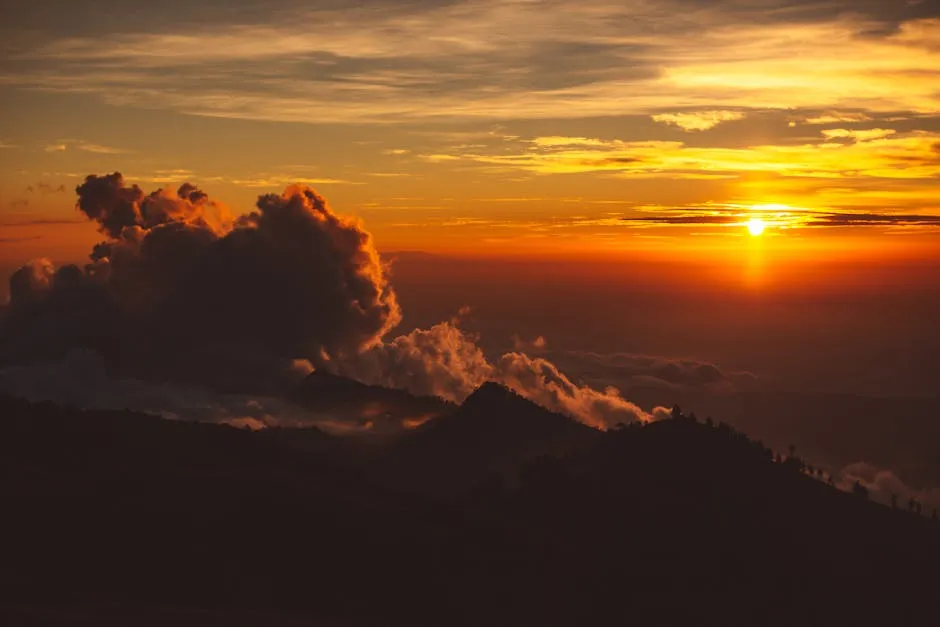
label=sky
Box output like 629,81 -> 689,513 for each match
1,0 -> 940,269
1,0 -> 939,398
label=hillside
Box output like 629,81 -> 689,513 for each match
2,391 -> 940,626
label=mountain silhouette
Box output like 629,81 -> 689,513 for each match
3,392 -> 940,626
368,381 -> 599,496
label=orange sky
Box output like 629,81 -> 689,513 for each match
2,0 -> 939,282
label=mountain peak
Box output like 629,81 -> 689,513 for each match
462,380 -> 520,406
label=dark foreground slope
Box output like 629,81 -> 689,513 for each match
3,391 -> 940,626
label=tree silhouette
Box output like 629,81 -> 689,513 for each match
852,481 -> 869,500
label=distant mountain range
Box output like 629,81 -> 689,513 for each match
3,380 -> 940,626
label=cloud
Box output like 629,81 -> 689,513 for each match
652,110 -> 745,132
495,351 -> 653,429
327,320 -> 655,429
512,335 -> 548,352
0,218 -> 87,227
42,140 -> 129,154
802,212 -> 940,227
0,348 -> 341,430
4,4 -> 939,123
619,207 -> 940,231
542,350 -> 758,394
2,175 -> 656,429
26,181 -> 67,194
1,173 -> 400,392
0,236 -> 43,244
428,130 -> 940,215
820,128 -> 897,142
838,462 -> 940,510
803,112 -> 873,125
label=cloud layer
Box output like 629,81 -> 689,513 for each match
3,2 -> 938,123
2,175 -> 660,429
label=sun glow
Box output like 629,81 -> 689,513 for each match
747,217 -> 766,237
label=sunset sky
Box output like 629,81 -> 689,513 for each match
2,0 -> 939,273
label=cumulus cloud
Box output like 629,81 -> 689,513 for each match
651,110 -> 745,132
328,321 -> 656,429
1,173 -> 400,391
495,351 -> 653,429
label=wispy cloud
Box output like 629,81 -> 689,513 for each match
619,206 -> 940,232
428,130 -> 940,182
43,140 -> 129,154
0,235 -> 43,244
820,128 -> 897,142
652,110 -> 745,132
3,4 -> 938,123
802,112 -> 873,125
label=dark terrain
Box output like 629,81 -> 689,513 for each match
3,382 -> 940,626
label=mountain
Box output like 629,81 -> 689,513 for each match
0,395 -> 542,627
289,370 -> 454,434
368,381 -> 600,496
3,393 -> 940,626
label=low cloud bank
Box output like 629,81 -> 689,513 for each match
838,462 -> 940,511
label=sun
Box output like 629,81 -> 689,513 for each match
747,217 -> 766,237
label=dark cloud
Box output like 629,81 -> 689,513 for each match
621,214 -> 740,225
621,211 -> 940,228
26,181 -> 66,194
1,173 -> 401,391
803,213 -> 940,227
